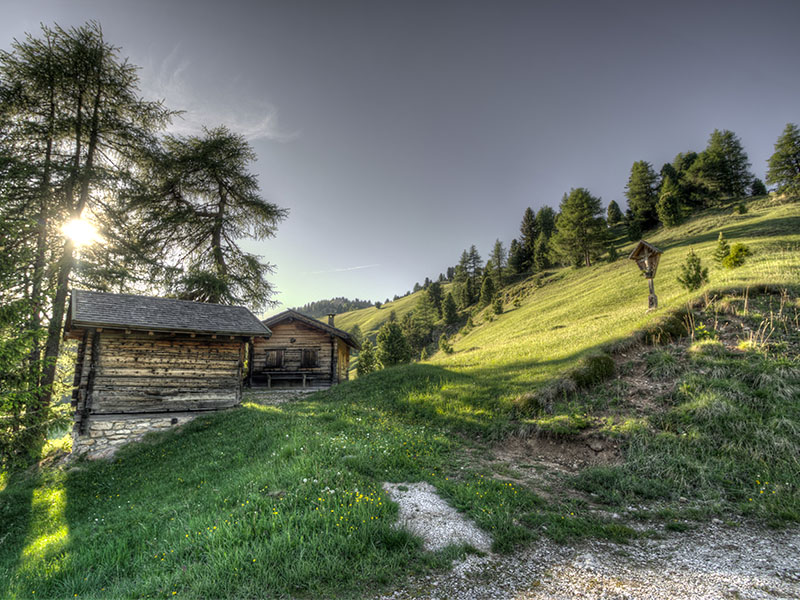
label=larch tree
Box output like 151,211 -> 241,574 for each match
443,292 -> 458,324
518,207 -> 537,272
426,280 -> 444,317
1,22 -> 173,431
139,126 -> 288,312
488,239 -> 507,285
766,123 -> 800,198
690,129 -> 753,200
550,188 -> 607,267
376,321 -> 411,367
625,161 -> 659,229
607,200 -> 623,225
656,174 -> 683,227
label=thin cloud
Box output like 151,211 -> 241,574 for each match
138,45 -> 297,142
309,264 -> 381,275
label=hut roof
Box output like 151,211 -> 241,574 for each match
263,309 -> 361,350
628,240 -> 662,261
67,289 -> 271,337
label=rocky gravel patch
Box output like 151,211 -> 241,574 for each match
383,482 -> 492,552
376,523 -> 800,599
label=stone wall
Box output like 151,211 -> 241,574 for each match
72,413 -> 197,460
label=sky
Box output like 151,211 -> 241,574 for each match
3,0 -> 800,315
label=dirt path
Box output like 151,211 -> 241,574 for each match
376,522 -> 800,599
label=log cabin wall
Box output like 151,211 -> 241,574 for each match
337,340 -> 350,383
251,320 -> 337,387
71,329 -> 246,458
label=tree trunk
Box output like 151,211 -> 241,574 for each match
38,83 -> 102,416
28,69 -> 57,384
211,182 -> 228,289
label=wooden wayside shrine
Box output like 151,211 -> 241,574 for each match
65,289 -> 271,458
250,309 -> 360,389
629,240 -> 663,310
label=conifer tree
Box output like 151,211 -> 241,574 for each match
488,239 -> 507,285
492,296 -> 503,315
677,250 -> 708,292
356,339 -> 378,376
766,123 -> 800,197
518,207 -> 538,272
479,275 -> 495,307
438,333 -> 454,354
376,321 -> 411,367
347,324 -> 363,347
607,200 -> 623,225
690,129 -> 753,200
426,280 -> 444,317
550,188 -> 607,267
712,232 -> 730,264
443,292 -> 458,324
507,239 -> 524,275
1,22 -> 173,428
656,175 -> 683,227
625,161 -> 659,228
467,245 -> 483,279
533,232 -> 551,271
750,178 -> 767,197
536,206 -> 556,238
149,126 -> 287,310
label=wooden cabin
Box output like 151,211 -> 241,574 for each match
249,309 -> 360,389
65,289 -> 271,457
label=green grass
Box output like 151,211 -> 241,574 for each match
2,197 -> 799,598
334,283 -> 455,341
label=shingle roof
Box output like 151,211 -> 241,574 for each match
68,289 -> 271,337
262,309 -> 361,350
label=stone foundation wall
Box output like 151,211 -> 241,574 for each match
72,413 -> 198,459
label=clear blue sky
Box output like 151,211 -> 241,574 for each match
3,0 -> 799,315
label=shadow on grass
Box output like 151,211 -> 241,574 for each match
0,464 -> 41,597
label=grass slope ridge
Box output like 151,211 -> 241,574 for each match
1,197 -> 798,599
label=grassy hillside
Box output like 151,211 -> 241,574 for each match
334,283 -> 454,341
434,197 -> 799,388
1,197 -> 798,599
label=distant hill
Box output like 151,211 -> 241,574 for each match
291,297 -> 375,319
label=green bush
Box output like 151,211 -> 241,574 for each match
571,353 -> 615,388
722,243 -> 751,269
492,297 -> 503,315
677,249 -> 709,291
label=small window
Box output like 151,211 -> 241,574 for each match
265,349 -> 284,368
301,349 -> 319,368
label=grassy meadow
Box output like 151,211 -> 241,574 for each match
1,196 -> 799,599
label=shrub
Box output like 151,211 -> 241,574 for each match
492,297 -> 503,315
571,353 -> 615,388
735,202 -> 748,214
677,249 -> 708,292
712,232 -> 730,265
438,333 -> 454,354
641,310 -> 688,344
721,243 -> 751,269
512,391 -> 550,416
645,349 -> 682,380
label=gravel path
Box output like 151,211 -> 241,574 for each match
376,522 -> 800,599
383,482 -> 492,552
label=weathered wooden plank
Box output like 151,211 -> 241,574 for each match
92,377 -> 240,390
91,398 -> 239,413
96,366 -> 238,377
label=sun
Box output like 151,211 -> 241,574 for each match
61,218 -> 101,248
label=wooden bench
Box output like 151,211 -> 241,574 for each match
254,372 -> 316,388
